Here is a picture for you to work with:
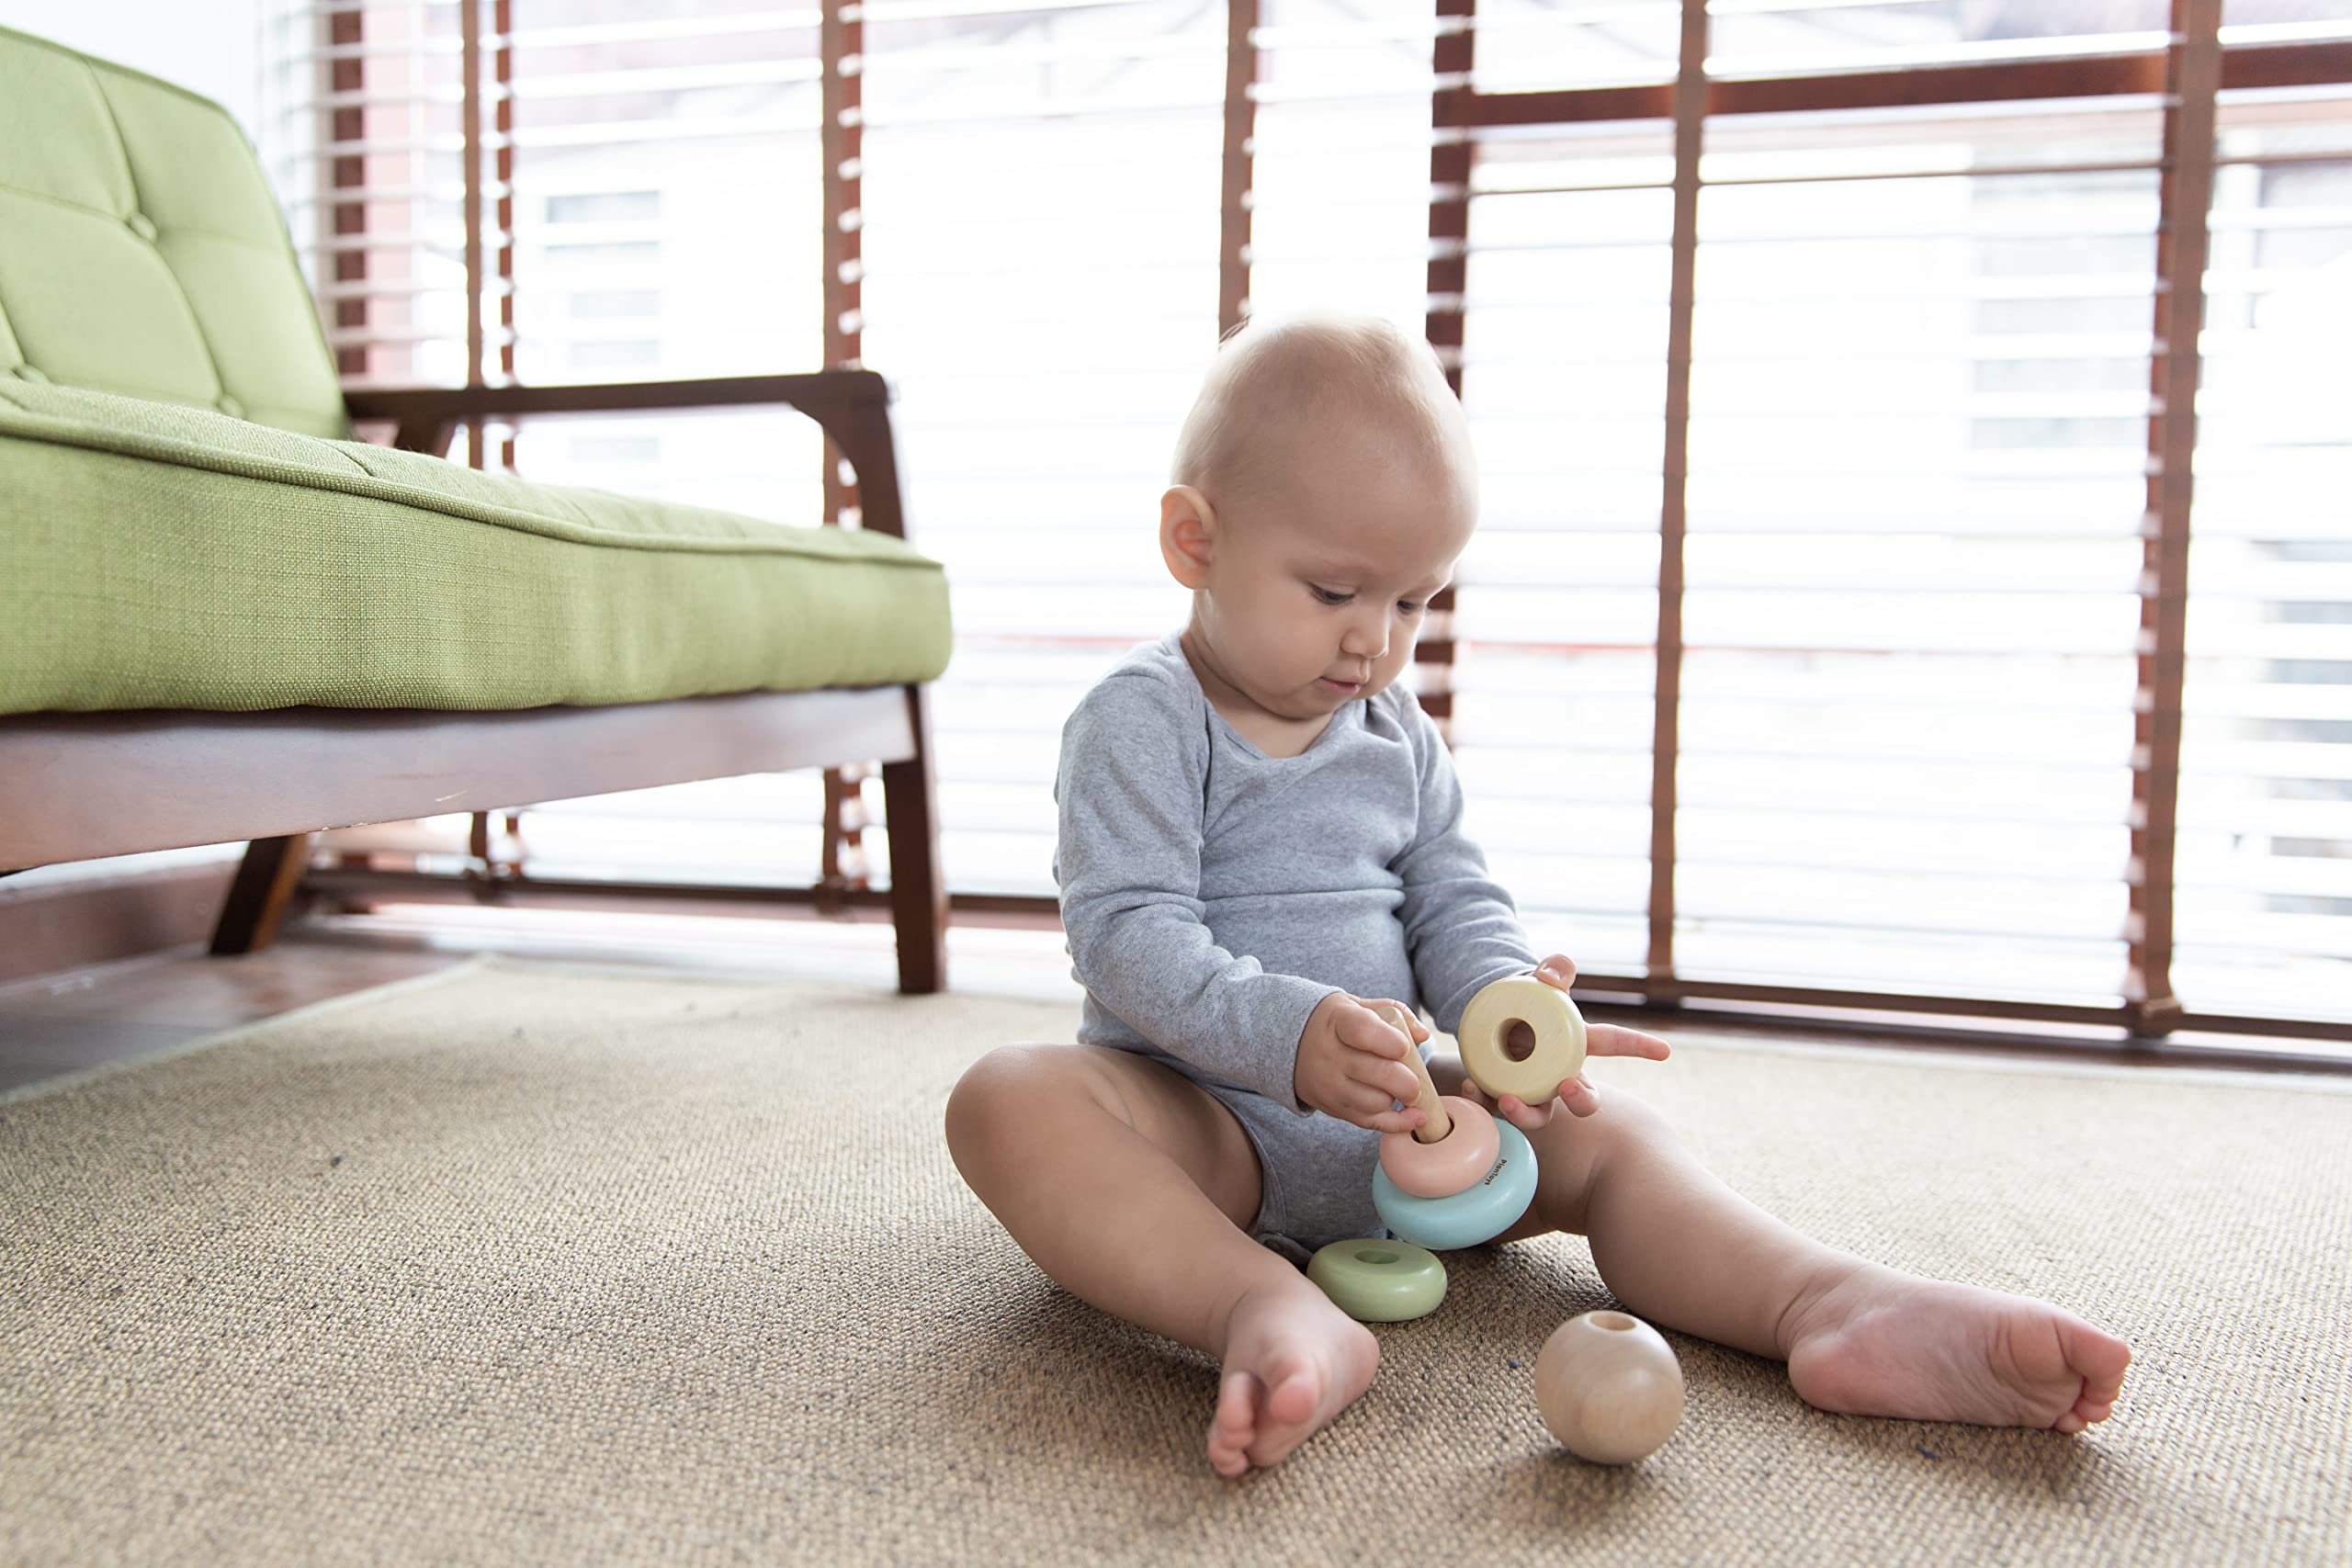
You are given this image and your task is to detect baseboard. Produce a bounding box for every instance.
[0,862,238,984]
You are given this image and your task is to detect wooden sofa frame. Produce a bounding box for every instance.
[0,372,947,995]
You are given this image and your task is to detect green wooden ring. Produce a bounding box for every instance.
[1306,1238,1448,1323]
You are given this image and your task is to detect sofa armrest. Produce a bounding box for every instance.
[341,371,907,538]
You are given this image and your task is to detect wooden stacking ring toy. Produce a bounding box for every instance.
[1457,975,1588,1107]
[1373,1121,1534,1250]
[1378,1095,1498,1197]
[1364,1004,1537,1251]
[1533,1310,1685,1464]
[1306,1238,1448,1323]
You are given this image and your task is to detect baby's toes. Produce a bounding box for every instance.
[1244,1360,1326,1468]
[1207,1370,1259,1476]
[2068,1386,2120,1429]
[1277,1365,1327,1427]
[2063,1320,2132,1403]
[2035,1318,2128,1431]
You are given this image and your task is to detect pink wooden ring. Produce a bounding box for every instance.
[1377,1096,1500,1199]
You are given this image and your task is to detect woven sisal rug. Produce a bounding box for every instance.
[3,954,2347,1565]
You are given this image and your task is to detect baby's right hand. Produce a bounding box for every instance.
[1293,992,1430,1133]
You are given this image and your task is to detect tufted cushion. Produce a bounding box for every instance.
[0,25,956,722]
[0,381,954,715]
[0,25,347,438]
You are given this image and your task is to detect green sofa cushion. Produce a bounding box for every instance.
[0,381,953,715]
[0,26,348,439]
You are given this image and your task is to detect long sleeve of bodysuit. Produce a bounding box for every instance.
[1052,671,1340,1111]
[1391,691,1543,1035]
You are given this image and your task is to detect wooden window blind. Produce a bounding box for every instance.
[1410,0,2352,1047]
[2177,58,2352,1026]
[264,1,841,891]
[260,0,2352,1051]
[856,0,1229,894]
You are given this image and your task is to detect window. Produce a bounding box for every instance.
[261,0,2352,1044]
[2177,78,2352,1021]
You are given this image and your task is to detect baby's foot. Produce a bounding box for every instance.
[1205,1277,1380,1477]
[1783,1263,2132,1433]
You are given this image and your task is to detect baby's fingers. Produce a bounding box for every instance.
[1458,1077,1553,1133]
[1491,1090,1556,1133]
[1343,1048,1424,1108]
[1329,1081,1423,1134]
[1587,1023,1671,1061]
[1557,1073,1603,1118]
[1350,999,1425,1057]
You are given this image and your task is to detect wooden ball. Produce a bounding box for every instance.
[1533,1310,1684,1464]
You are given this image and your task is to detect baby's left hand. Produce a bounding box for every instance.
[1456,953,1670,1130]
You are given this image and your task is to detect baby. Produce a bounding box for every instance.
[944,312,2132,1478]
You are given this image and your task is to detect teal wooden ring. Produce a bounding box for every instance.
[1306,1238,1448,1323]
[1370,1120,1536,1250]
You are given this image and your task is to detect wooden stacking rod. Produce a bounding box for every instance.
[1374,1003,1453,1144]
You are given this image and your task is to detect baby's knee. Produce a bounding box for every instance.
[945,1043,1105,1160]
[1594,1084,1668,1135]
[1572,1085,1679,1165]
[945,1043,1044,1152]
[1535,1085,1677,1179]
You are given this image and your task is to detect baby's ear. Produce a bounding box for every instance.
[1159,485,1216,588]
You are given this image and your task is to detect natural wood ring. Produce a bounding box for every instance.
[1457,975,1587,1105]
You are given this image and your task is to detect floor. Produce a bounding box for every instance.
[17,924,2346,1565]
[0,905,1089,1096]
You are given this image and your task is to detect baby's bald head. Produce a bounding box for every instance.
[1170,312,1474,522]
[1159,314,1476,720]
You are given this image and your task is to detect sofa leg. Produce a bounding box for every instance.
[881,683,947,994]
[211,833,315,955]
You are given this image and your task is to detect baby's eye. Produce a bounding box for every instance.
[1310,586,1352,605]
[1398,600,1424,616]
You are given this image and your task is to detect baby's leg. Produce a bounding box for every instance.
[946,1044,1378,1475]
[1430,1058,2131,1433]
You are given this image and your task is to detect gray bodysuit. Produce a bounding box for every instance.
[1053,630,1542,1262]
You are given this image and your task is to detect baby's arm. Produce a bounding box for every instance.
[1389,689,1545,1034]
[1389,693,1674,1120]
[1055,674,1342,1111]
